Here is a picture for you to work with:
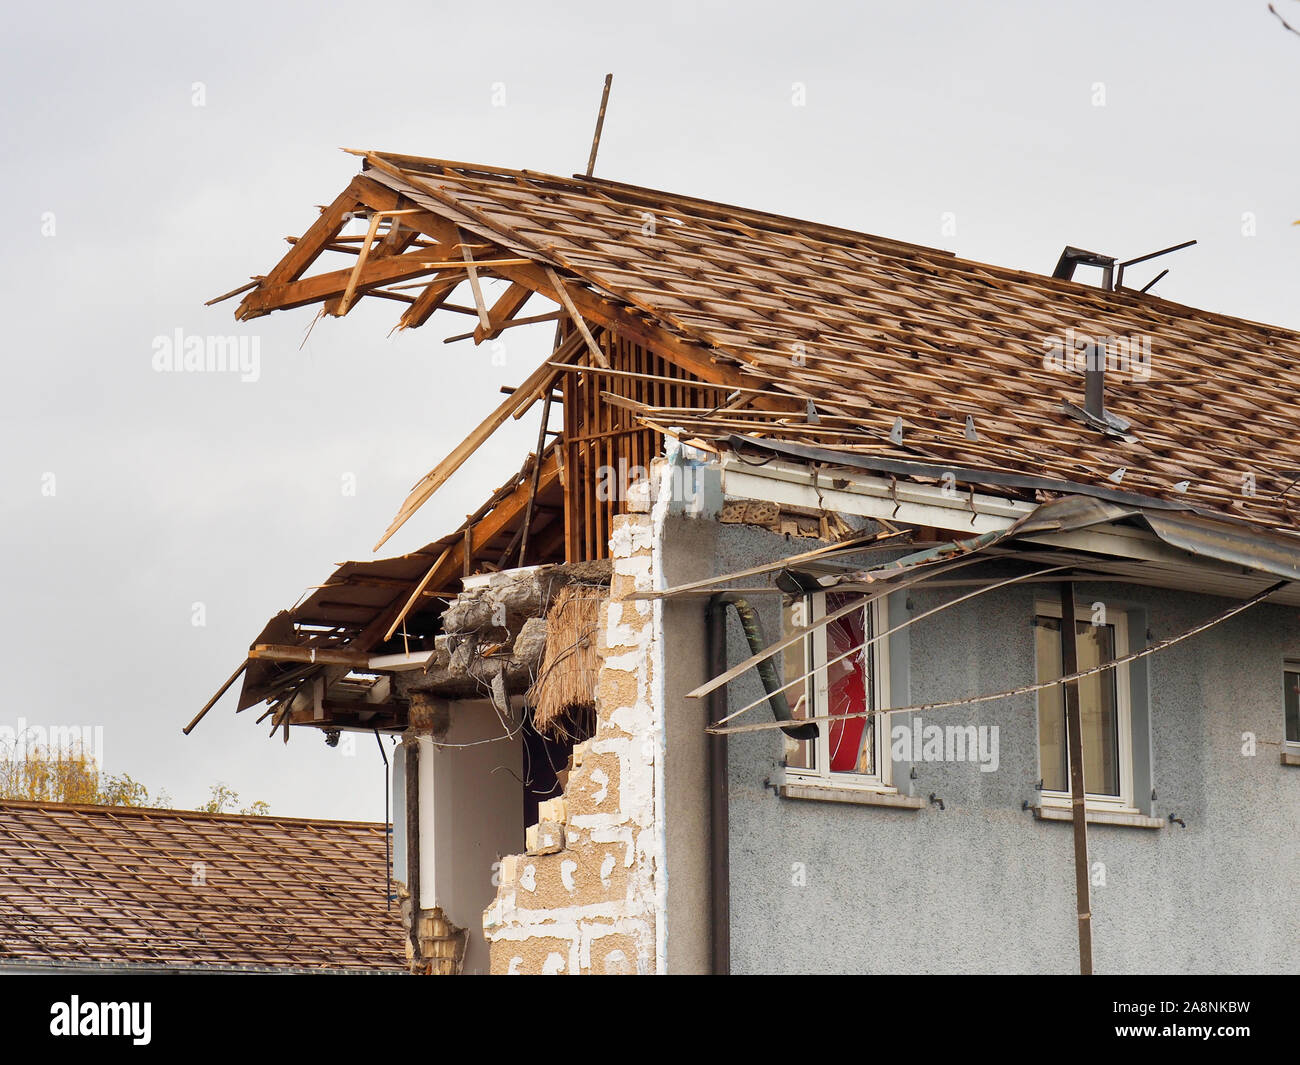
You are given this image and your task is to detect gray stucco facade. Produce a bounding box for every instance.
[661,514,1300,975]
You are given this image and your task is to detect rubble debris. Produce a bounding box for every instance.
[393,562,611,707]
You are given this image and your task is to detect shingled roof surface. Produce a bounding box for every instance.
[0,800,403,971]
[355,151,1300,536]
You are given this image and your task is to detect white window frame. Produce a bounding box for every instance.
[1283,660,1300,754]
[782,590,893,793]
[1034,599,1136,814]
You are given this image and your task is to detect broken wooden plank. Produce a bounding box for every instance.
[444,310,565,344]
[335,210,384,316]
[205,279,261,307]
[183,660,248,735]
[248,644,375,668]
[460,228,492,331]
[381,545,456,643]
[415,451,562,592]
[239,250,460,318]
[398,273,464,330]
[373,358,568,551]
[326,216,423,316]
[544,266,609,368]
[255,177,369,288]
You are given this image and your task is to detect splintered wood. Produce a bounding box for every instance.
[528,585,605,738]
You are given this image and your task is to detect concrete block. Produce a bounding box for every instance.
[538,797,567,824]
[526,820,565,855]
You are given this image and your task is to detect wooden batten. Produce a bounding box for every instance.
[559,329,706,562]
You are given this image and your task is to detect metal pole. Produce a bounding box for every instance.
[1059,581,1093,975]
[517,386,554,568]
[706,596,731,975]
[182,660,247,734]
[375,729,391,912]
[405,739,421,965]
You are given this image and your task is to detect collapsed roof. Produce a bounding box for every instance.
[194,149,1300,736]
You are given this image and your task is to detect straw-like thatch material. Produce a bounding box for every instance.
[529,585,605,738]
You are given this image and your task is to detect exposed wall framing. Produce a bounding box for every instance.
[559,330,708,562]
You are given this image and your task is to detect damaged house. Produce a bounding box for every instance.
[192,150,1300,974]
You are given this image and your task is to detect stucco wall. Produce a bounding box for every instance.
[663,519,1300,974]
[482,511,661,974]
[425,700,523,975]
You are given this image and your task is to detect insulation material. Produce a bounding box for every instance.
[529,585,605,737]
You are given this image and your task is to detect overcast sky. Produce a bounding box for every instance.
[3,0,1297,822]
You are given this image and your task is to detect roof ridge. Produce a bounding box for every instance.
[0,797,385,830]
[361,148,1300,342]
[362,147,959,261]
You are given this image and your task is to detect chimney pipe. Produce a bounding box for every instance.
[1085,341,1105,419]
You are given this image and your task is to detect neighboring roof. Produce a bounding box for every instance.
[347,151,1300,536]
[0,800,403,972]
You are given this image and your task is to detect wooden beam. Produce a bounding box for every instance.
[343,182,789,406]
[249,644,375,668]
[398,273,463,330]
[238,250,457,318]
[183,660,248,735]
[415,452,561,592]
[445,309,564,344]
[544,267,609,368]
[459,228,492,331]
[494,261,785,404]
[326,217,422,316]
[474,282,534,343]
[241,172,459,327]
[205,279,260,307]
[260,177,370,287]
[334,210,384,317]
[382,546,455,643]
[343,168,800,409]
[518,393,554,566]
[585,73,614,177]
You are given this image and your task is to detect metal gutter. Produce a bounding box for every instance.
[723,435,1230,518]
[721,439,1300,583]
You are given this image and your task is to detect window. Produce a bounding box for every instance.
[782,590,891,789]
[1283,663,1300,750]
[1034,601,1134,811]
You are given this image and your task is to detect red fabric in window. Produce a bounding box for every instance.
[826,604,868,772]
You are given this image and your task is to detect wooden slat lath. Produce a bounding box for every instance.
[559,330,705,562]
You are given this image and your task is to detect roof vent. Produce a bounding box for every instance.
[1052,246,1116,290]
[1063,370,1134,440]
[1052,240,1197,293]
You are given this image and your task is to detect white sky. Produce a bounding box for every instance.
[3,0,1297,821]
